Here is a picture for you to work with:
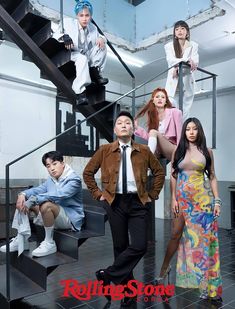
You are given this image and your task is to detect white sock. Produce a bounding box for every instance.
[44,225,54,243]
[148,136,157,154]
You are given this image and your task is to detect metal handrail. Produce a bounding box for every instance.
[91,19,136,116]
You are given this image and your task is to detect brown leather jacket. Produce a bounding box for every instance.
[83,140,165,205]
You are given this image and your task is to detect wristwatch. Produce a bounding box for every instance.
[18,192,26,197]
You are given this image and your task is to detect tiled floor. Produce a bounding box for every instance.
[2,219,235,309]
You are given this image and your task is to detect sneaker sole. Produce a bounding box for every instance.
[32,248,57,257]
[0,245,29,253]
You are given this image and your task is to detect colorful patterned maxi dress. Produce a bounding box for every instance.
[175,146,222,297]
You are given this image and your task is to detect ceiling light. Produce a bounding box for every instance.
[107,48,145,68]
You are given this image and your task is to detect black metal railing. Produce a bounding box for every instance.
[135,61,217,149]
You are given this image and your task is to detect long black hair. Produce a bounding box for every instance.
[173,20,190,58]
[172,118,211,179]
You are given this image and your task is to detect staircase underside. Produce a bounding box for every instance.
[0,264,44,304]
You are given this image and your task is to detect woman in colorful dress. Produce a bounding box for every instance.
[156,117,222,301]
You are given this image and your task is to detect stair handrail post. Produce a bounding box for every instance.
[60,0,65,34]
[178,62,183,113]
[5,164,10,301]
[212,76,217,148]
[91,19,135,80]
[132,77,136,117]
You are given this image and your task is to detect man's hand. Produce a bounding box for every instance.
[63,34,74,50]
[100,195,106,201]
[96,37,105,49]
[16,194,28,214]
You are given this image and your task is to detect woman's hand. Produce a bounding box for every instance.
[172,199,180,218]
[172,67,178,79]
[213,203,221,218]
[188,59,197,71]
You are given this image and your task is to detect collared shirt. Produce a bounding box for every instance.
[78,22,88,51]
[116,141,137,193]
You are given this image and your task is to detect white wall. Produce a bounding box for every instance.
[0,42,57,181]
[0,41,131,182]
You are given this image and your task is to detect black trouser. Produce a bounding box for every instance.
[103,193,150,285]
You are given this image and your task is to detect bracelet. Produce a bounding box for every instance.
[214,197,222,207]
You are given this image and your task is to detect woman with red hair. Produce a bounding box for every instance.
[134,88,183,160]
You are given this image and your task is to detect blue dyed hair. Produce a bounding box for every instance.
[74,0,93,16]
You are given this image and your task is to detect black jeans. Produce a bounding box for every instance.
[103,194,150,285]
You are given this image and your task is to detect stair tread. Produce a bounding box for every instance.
[0,264,44,301]
[55,228,104,240]
[17,242,77,267]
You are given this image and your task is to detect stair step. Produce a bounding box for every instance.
[55,206,106,252]
[29,207,106,260]
[9,241,77,289]
[0,264,44,303]
[31,21,52,47]
[11,0,31,24]
[0,0,23,15]
[10,1,49,38]
[40,38,68,60]
[19,13,50,38]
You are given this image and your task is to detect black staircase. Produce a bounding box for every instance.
[0,203,106,307]
[0,0,116,142]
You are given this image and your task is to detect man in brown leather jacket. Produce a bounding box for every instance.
[83,111,165,306]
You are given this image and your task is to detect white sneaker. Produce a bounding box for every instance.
[32,240,57,257]
[0,236,29,253]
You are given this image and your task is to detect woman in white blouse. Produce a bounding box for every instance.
[165,20,199,120]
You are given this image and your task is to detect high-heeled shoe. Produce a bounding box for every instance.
[154,265,171,285]
[200,291,223,303]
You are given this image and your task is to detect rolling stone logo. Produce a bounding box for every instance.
[61,279,175,302]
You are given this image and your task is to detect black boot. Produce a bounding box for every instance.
[76,90,88,106]
[89,67,108,85]
[95,269,111,302]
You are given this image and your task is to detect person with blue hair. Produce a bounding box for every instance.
[54,0,108,105]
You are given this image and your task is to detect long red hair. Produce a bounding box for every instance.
[135,88,173,131]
